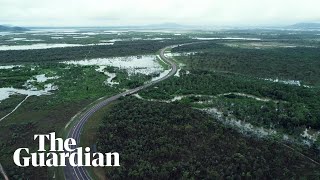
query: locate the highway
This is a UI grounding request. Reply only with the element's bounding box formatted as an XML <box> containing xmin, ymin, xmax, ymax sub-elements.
<box><xmin>63</xmin><ymin>44</ymin><xmax>180</xmax><ymax>180</ymax></box>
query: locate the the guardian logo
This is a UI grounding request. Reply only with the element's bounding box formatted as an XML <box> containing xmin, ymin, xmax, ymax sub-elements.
<box><xmin>13</xmin><ymin>132</ymin><xmax>120</xmax><ymax>167</ymax></box>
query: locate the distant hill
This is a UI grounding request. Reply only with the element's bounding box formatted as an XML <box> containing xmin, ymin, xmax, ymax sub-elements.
<box><xmin>0</xmin><ymin>25</ymin><xmax>29</xmax><ymax>32</ymax></box>
<box><xmin>287</xmin><ymin>23</ymin><xmax>320</xmax><ymax>29</ymax></box>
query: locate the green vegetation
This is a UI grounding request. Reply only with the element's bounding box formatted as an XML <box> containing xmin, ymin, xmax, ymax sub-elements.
<box><xmin>141</xmin><ymin>71</ymin><xmax>320</xmax><ymax>131</ymax></box>
<box><xmin>140</xmin><ymin>40</ymin><xmax>320</xmax><ymax>149</ymax></box>
<box><xmin>0</xmin><ymin>95</ymin><xmax>27</xmax><ymax>118</ymax></box>
<box><xmin>0</xmin><ymin>67</ymin><xmax>37</xmax><ymax>88</ymax></box>
<box><xmin>96</xmin><ymin>98</ymin><xmax>320</xmax><ymax>179</ymax></box>
<box><xmin>0</xmin><ymin>62</ymin><xmax>146</xmax><ymax>179</ymax></box>
<box><xmin>173</xmin><ymin>42</ymin><xmax>320</xmax><ymax>85</ymax></box>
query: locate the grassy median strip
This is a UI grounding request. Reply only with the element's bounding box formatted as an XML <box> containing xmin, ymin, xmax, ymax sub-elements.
<box><xmin>80</xmin><ymin>101</ymin><xmax>118</xmax><ymax>180</ymax></box>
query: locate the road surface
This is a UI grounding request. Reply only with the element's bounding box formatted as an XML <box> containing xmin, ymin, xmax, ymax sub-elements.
<box><xmin>63</xmin><ymin>44</ymin><xmax>180</xmax><ymax>180</ymax></box>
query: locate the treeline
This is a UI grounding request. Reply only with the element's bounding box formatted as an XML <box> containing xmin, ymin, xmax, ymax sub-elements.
<box><xmin>173</xmin><ymin>42</ymin><xmax>320</xmax><ymax>85</ymax></box>
<box><xmin>96</xmin><ymin>98</ymin><xmax>320</xmax><ymax>179</ymax></box>
<box><xmin>0</xmin><ymin>39</ymin><xmax>193</xmax><ymax>64</ymax></box>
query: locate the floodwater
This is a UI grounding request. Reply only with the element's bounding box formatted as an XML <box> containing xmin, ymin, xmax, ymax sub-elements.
<box><xmin>301</xmin><ymin>128</ymin><xmax>320</xmax><ymax>142</ymax></box>
<box><xmin>194</xmin><ymin>37</ymin><xmax>261</xmax><ymax>41</ymax></box>
<box><xmin>6</xmin><ymin>38</ymin><xmax>43</xmax><ymax>42</ymax></box>
<box><xmin>51</xmin><ymin>37</ymin><xmax>64</xmax><ymax>39</ymax></box>
<box><xmin>164</xmin><ymin>52</ymin><xmax>197</xmax><ymax>58</ymax></box>
<box><xmin>64</xmin><ymin>55</ymin><xmax>164</xmax><ymax>76</ymax></box>
<box><xmin>0</xmin><ymin>85</ymin><xmax>55</xmax><ymax>101</ymax></box>
<box><xmin>0</xmin><ymin>74</ymin><xmax>59</xmax><ymax>102</ymax></box>
<box><xmin>30</xmin><ymin>74</ymin><xmax>59</xmax><ymax>83</ymax></box>
<box><xmin>95</xmin><ymin>66</ymin><xmax>119</xmax><ymax>86</ymax></box>
<box><xmin>146</xmin><ymin>38</ymin><xmax>171</xmax><ymax>40</ymax></box>
<box><xmin>174</xmin><ymin>69</ymin><xmax>181</xmax><ymax>77</ymax></box>
<box><xmin>262</xmin><ymin>78</ymin><xmax>311</xmax><ymax>88</ymax></box>
<box><xmin>204</xmin><ymin>107</ymin><xmax>278</xmax><ymax>137</ymax></box>
<box><xmin>205</xmin><ymin>107</ymin><xmax>320</xmax><ymax>147</ymax></box>
<box><xmin>0</xmin><ymin>65</ymin><xmax>23</xmax><ymax>69</ymax></box>
<box><xmin>0</xmin><ymin>43</ymin><xmax>114</xmax><ymax>51</ymax></box>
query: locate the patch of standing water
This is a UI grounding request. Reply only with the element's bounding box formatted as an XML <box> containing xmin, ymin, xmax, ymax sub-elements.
<box><xmin>203</xmin><ymin>108</ymin><xmax>278</xmax><ymax>138</ymax></box>
<box><xmin>145</xmin><ymin>38</ymin><xmax>171</xmax><ymax>40</ymax></box>
<box><xmin>174</xmin><ymin>69</ymin><xmax>181</xmax><ymax>77</ymax></box>
<box><xmin>164</xmin><ymin>52</ymin><xmax>197</xmax><ymax>58</ymax></box>
<box><xmin>23</xmin><ymin>39</ymin><xmax>44</xmax><ymax>42</ymax></box>
<box><xmin>32</xmin><ymin>74</ymin><xmax>59</xmax><ymax>83</ymax></box>
<box><xmin>0</xmin><ymin>65</ymin><xmax>23</xmax><ymax>69</ymax></box>
<box><xmin>301</xmin><ymin>128</ymin><xmax>320</xmax><ymax>142</ymax></box>
<box><xmin>0</xmin><ymin>85</ymin><xmax>55</xmax><ymax>102</ymax></box>
<box><xmin>0</xmin><ymin>74</ymin><xmax>59</xmax><ymax>102</ymax></box>
<box><xmin>6</xmin><ymin>38</ymin><xmax>26</xmax><ymax>41</ymax></box>
<box><xmin>262</xmin><ymin>78</ymin><xmax>311</xmax><ymax>88</ymax></box>
<box><xmin>6</xmin><ymin>38</ymin><xmax>43</xmax><ymax>42</ymax></box>
<box><xmin>64</xmin><ymin>55</ymin><xmax>164</xmax><ymax>76</ymax></box>
<box><xmin>95</xmin><ymin>66</ymin><xmax>119</xmax><ymax>86</ymax></box>
<box><xmin>204</xmin><ymin>107</ymin><xmax>320</xmax><ymax>148</ymax></box>
<box><xmin>51</xmin><ymin>37</ymin><xmax>64</xmax><ymax>39</ymax></box>
<box><xmin>100</xmin><ymin>39</ymin><xmax>123</xmax><ymax>43</ymax></box>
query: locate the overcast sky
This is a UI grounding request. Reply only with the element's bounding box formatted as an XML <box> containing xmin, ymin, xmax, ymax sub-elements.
<box><xmin>0</xmin><ymin>0</ymin><xmax>319</xmax><ymax>27</ymax></box>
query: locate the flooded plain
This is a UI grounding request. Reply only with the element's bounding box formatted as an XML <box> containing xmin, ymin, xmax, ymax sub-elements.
<box><xmin>193</xmin><ymin>37</ymin><xmax>261</xmax><ymax>41</ymax></box>
<box><xmin>0</xmin><ymin>74</ymin><xmax>59</xmax><ymax>102</ymax></box>
<box><xmin>0</xmin><ymin>43</ymin><xmax>114</xmax><ymax>51</ymax></box>
<box><xmin>64</xmin><ymin>55</ymin><xmax>164</xmax><ymax>76</ymax></box>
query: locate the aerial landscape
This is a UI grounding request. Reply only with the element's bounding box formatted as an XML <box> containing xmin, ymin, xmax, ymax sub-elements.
<box><xmin>0</xmin><ymin>0</ymin><xmax>320</xmax><ymax>179</ymax></box>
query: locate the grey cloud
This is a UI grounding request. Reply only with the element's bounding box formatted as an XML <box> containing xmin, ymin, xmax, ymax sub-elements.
<box><xmin>0</xmin><ymin>0</ymin><xmax>319</xmax><ymax>26</ymax></box>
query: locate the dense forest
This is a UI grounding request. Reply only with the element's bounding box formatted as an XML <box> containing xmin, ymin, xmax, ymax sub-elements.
<box><xmin>0</xmin><ymin>121</ymin><xmax>50</xmax><ymax>179</ymax></box>
<box><xmin>140</xmin><ymin>70</ymin><xmax>320</xmax><ymax>133</ymax></box>
<box><xmin>173</xmin><ymin>42</ymin><xmax>320</xmax><ymax>85</ymax></box>
<box><xmin>97</xmin><ymin>98</ymin><xmax>320</xmax><ymax>179</ymax></box>
<box><xmin>139</xmin><ymin>41</ymin><xmax>320</xmax><ymax>143</ymax></box>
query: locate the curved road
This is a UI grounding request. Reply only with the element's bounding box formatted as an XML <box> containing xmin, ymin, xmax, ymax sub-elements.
<box><xmin>63</xmin><ymin>44</ymin><xmax>181</xmax><ymax>180</ymax></box>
